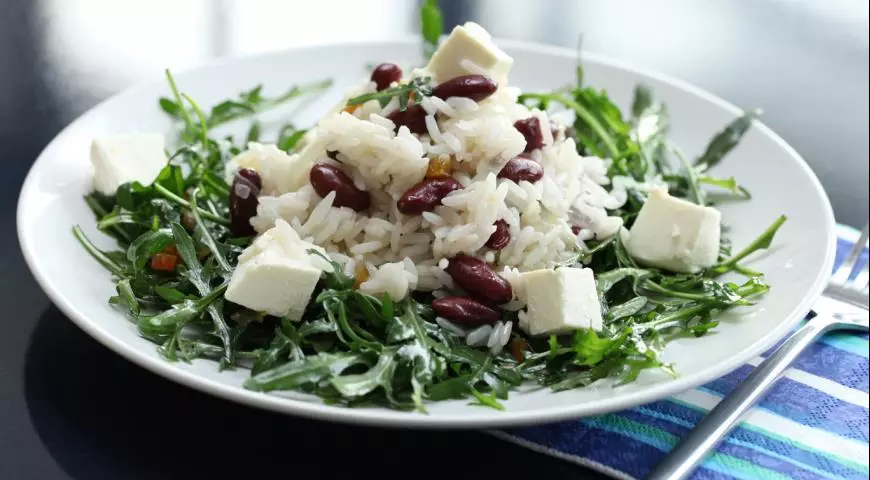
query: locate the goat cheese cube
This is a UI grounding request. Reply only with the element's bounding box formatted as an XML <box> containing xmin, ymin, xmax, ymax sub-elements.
<box><xmin>225</xmin><ymin>219</ymin><xmax>332</xmax><ymax>320</ymax></box>
<box><xmin>425</xmin><ymin>22</ymin><xmax>514</xmax><ymax>85</ymax></box>
<box><xmin>90</xmin><ymin>133</ymin><xmax>168</xmax><ymax>195</ymax></box>
<box><xmin>626</xmin><ymin>187</ymin><xmax>721</xmax><ymax>273</ymax></box>
<box><xmin>519</xmin><ymin>267</ymin><xmax>603</xmax><ymax>336</ymax></box>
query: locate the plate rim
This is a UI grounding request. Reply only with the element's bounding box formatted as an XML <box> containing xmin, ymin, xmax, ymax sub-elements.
<box><xmin>16</xmin><ymin>37</ymin><xmax>837</xmax><ymax>428</ymax></box>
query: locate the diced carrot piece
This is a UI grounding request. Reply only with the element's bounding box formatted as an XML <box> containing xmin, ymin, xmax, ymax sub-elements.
<box><xmin>151</xmin><ymin>253</ymin><xmax>178</xmax><ymax>272</ymax></box>
<box><xmin>509</xmin><ymin>337</ymin><xmax>528</xmax><ymax>363</ymax></box>
<box><xmin>343</xmin><ymin>104</ymin><xmax>360</xmax><ymax>114</ymax></box>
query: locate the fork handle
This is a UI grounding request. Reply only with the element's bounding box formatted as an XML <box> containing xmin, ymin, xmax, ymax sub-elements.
<box><xmin>647</xmin><ymin>315</ymin><xmax>836</xmax><ymax>480</ymax></box>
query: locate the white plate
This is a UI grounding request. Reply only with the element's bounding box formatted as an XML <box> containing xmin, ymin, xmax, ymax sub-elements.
<box><xmin>17</xmin><ymin>39</ymin><xmax>836</xmax><ymax>428</ymax></box>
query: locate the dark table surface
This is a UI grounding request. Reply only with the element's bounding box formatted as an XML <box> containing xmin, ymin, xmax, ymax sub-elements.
<box><xmin>2</xmin><ymin>1</ymin><xmax>867</xmax><ymax>479</ymax></box>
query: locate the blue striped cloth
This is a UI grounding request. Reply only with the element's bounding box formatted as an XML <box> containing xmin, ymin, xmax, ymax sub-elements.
<box><xmin>496</xmin><ymin>225</ymin><xmax>869</xmax><ymax>480</ymax></box>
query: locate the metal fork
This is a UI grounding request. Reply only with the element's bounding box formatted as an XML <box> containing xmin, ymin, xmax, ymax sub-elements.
<box><xmin>648</xmin><ymin>225</ymin><xmax>870</xmax><ymax>480</ymax></box>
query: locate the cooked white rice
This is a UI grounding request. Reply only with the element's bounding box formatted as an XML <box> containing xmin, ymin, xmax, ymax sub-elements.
<box><xmin>230</xmin><ymin>71</ymin><xmax>628</xmax><ymax>301</ymax></box>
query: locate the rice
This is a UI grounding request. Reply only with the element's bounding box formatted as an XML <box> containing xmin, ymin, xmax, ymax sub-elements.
<box><xmin>435</xmin><ymin>317</ymin><xmax>468</xmax><ymax>337</ymax></box>
<box><xmin>487</xmin><ymin>321</ymin><xmax>512</xmax><ymax>354</ymax></box>
<box><xmin>225</xmin><ymin>142</ymin><xmax>312</xmax><ymax>196</ymax></box>
<box><xmin>245</xmin><ymin>68</ymin><xmax>627</xmax><ymax>301</ymax></box>
<box><xmin>315</xmin><ymin>112</ymin><xmax>428</xmax><ymax>197</ymax></box>
<box><xmin>359</xmin><ymin>260</ymin><xmax>418</xmax><ymax>300</ymax></box>
<box><xmin>350</xmin><ymin>241</ymin><xmax>384</xmax><ymax>255</ymax></box>
<box><xmin>445</xmin><ymin>96</ymin><xmax>478</xmax><ymax>112</ymax></box>
<box><xmin>466</xmin><ymin>324</ymin><xmax>493</xmax><ymax>347</ymax></box>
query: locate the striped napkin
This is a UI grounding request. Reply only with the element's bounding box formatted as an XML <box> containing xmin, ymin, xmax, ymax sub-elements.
<box><xmin>495</xmin><ymin>224</ymin><xmax>869</xmax><ymax>480</ymax></box>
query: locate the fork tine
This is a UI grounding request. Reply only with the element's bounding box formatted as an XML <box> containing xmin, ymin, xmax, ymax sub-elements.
<box><xmin>832</xmin><ymin>224</ymin><xmax>869</xmax><ymax>285</ymax></box>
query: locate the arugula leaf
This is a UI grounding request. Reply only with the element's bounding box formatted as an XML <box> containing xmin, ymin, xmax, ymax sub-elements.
<box><xmin>631</xmin><ymin>84</ymin><xmax>654</xmax><ymax>119</ymax></box>
<box><xmin>352</xmin><ymin>291</ymin><xmax>387</xmax><ymax>329</ymax></box>
<box><xmin>154</xmin><ymin>285</ymin><xmax>187</xmax><ymax>303</ymax></box>
<box><xmin>115</xmin><ymin>279</ymin><xmax>140</xmax><ymax>316</ymax></box>
<box><xmin>138</xmin><ymin>283</ymin><xmax>227</xmax><ymax>338</ymax></box>
<box><xmin>596</xmin><ymin>268</ymin><xmax>651</xmax><ymax>294</ymax></box>
<box><xmin>709</xmin><ymin>215</ymin><xmax>787</xmax><ymax>275</ymax></box>
<box><xmin>381</xmin><ymin>292</ymin><xmax>394</xmax><ymax>320</ymax></box>
<box><xmin>160</xmin><ymin>74</ymin><xmax>332</xmax><ymax>144</ymax></box>
<box><xmin>572</xmin><ymin>328</ymin><xmax>632</xmax><ymax>366</ymax></box>
<box><xmin>606</xmin><ymin>296</ymin><xmax>648</xmax><ymax>322</ymax></box>
<box><xmin>149</xmin><ymin>183</ymin><xmax>227</xmax><ymax>225</ymax></box>
<box><xmin>630</xmin><ymin>85</ymin><xmax>670</xmax><ymax>176</ymax></box>
<box><xmin>277</xmin><ymin>126</ymin><xmax>307</xmax><ymax>152</ymax></box>
<box><xmin>245</xmin><ymin>120</ymin><xmax>261</xmax><ymax>143</ymax></box>
<box><xmin>325</xmin><ymin>297</ymin><xmax>382</xmax><ymax>351</ymax></box>
<box><xmin>126</xmin><ymin>228</ymin><xmax>173</xmax><ymax>269</ymax></box>
<box><xmin>696</xmin><ymin>109</ymin><xmax>761</xmax><ymax>169</ymax></box>
<box><xmin>671</xmin><ymin>143</ymin><xmax>706</xmax><ymax>206</ymax></box>
<box><xmin>330</xmin><ymin>349</ymin><xmax>397</xmax><ymax>398</ymax></box>
<box><xmin>469</xmin><ymin>387</ymin><xmax>505</xmax><ymax>410</ymax></box>
<box><xmin>170</xmin><ymin>222</ymin><xmax>233</xmax><ymax>365</ymax></box>
<box><xmin>245</xmin><ymin>352</ymin><xmax>370</xmax><ymax>392</ymax></box>
<box><xmin>699</xmin><ymin>175</ymin><xmax>751</xmax><ymax>199</ymax></box>
<box><xmin>308</xmin><ymin>249</ymin><xmax>354</xmax><ymax>291</ymax></box>
<box><xmin>182</xmin><ymin>93</ymin><xmax>209</xmax><ymax>150</ymax></box>
<box><xmin>163</xmin><ymin>69</ymin><xmax>195</xmax><ymax>135</ymax></box>
<box><xmin>188</xmin><ymin>190</ymin><xmax>231</xmax><ymax>273</ymax></box>
<box><xmin>641</xmin><ymin>279</ymin><xmax>748</xmax><ymax>306</ymax></box>
<box><xmin>347</xmin><ymin>76</ymin><xmax>433</xmax><ymax>110</ymax></box>
<box><xmin>252</xmin><ymin>326</ymin><xmax>301</xmax><ymax>375</ymax></box>
<box><xmin>215</xmin><ymin>80</ymin><xmax>332</xmax><ymax>128</ymax></box>
<box><xmin>520</xmin><ymin>92</ymin><xmax>621</xmax><ymax>159</ymax></box>
<box><xmin>159</xmin><ymin>97</ymin><xmax>181</xmax><ymax>118</ymax></box>
<box><xmin>428</xmin><ymin>353</ymin><xmax>494</xmax><ymax>401</ymax></box>
<box><xmin>72</xmin><ymin>225</ymin><xmax>127</xmax><ymax>277</ymax></box>
<box><xmin>396</xmin><ymin>337</ymin><xmax>438</xmax><ymax>411</ymax></box>
<box><xmin>420</xmin><ymin>0</ymin><xmax>443</xmax><ymax>60</ymax></box>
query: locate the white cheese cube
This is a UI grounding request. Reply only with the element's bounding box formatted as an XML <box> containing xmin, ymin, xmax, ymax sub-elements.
<box><xmin>90</xmin><ymin>133</ymin><xmax>168</xmax><ymax>195</ymax></box>
<box><xmin>519</xmin><ymin>267</ymin><xmax>603</xmax><ymax>336</ymax></box>
<box><xmin>224</xmin><ymin>142</ymin><xmax>316</xmax><ymax>196</ymax></box>
<box><xmin>425</xmin><ymin>22</ymin><xmax>514</xmax><ymax>85</ymax></box>
<box><xmin>225</xmin><ymin>219</ymin><xmax>332</xmax><ymax>319</ymax></box>
<box><xmin>626</xmin><ymin>187</ymin><xmax>721</xmax><ymax>273</ymax></box>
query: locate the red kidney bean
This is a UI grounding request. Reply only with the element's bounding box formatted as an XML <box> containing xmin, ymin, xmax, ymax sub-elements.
<box><xmin>571</xmin><ymin>225</ymin><xmax>582</xmax><ymax>235</ymax></box>
<box><xmin>371</xmin><ymin>63</ymin><xmax>403</xmax><ymax>91</ymax></box>
<box><xmin>309</xmin><ymin>164</ymin><xmax>370</xmax><ymax>211</ymax></box>
<box><xmin>387</xmin><ymin>104</ymin><xmax>427</xmax><ymax>135</ymax></box>
<box><xmin>445</xmin><ymin>253</ymin><xmax>513</xmax><ymax>305</ymax></box>
<box><xmin>497</xmin><ymin>155</ymin><xmax>543</xmax><ymax>183</ymax></box>
<box><xmin>432</xmin><ymin>296</ymin><xmax>500</xmax><ymax>327</ymax></box>
<box><xmin>229</xmin><ymin>168</ymin><xmax>262</xmax><ymax>236</ymax></box>
<box><xmin>485</xmin><ymin>219</ymin><xmax>511</xmax><ymax>250</ymax></box>
<box><xmin>514</xmin><ymin>117</ymin><xmax>543</xmax><ymax>152</ymax></box>
<box><xmin>397</xmin><ymin>177</ymin><xmax>462</xmax><ymax>214</ymax></box>
<box><xmin>237</xmin><ymin>168</ymin><xmax>262</xmax><ymax>188</ymax></box>
<box><xmin>432</xmin><ymin>74</ymin><xmax>497</xmax><ymax>102</ymax></box>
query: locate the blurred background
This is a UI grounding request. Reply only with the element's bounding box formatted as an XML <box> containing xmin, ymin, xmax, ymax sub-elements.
<box><xmin>2</xmin><ymin>0</ymin><xmax>868</xmax><ymax>226</ymax></box>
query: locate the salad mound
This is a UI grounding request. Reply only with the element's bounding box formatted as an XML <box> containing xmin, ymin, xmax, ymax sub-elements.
<box><xmin>75</xmin><ymin>2</ymin><xmax>784</xmax><ymax>411</ymax></box>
